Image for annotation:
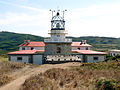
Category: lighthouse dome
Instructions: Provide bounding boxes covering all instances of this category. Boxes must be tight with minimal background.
[52,12,64,21]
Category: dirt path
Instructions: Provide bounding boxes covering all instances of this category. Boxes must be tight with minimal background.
[0,62,81,90]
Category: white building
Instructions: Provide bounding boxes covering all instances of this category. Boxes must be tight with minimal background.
[71,40,92,50]
[109,50,120,56]
[8,40,107,64]
[72,50,106,63]
[8,10,107,64]
[19,40,45,50]
[8,50,44,64]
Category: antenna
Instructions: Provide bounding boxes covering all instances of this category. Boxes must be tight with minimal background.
[63,9,67,19]
[49,9,55,18]
[57,6,60,12]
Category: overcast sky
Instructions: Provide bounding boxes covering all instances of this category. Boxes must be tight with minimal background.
[0,0,120,37]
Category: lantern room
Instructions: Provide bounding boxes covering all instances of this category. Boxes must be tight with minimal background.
[51,12,65,30]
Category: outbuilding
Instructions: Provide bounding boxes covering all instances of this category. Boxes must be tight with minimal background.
[72,50,107,63]
[8,50,44,65]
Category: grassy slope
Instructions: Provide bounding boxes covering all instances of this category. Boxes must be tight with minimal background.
[0,55,120,90]
[0,56,26,87]
[0,56,8,62]
[0,31,44,53]
[21,59,120,90]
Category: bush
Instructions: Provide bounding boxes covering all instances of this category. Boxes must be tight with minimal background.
[0,75,13,86]
[96,79,117,90]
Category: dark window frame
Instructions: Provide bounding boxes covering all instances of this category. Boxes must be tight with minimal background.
[57,35,60,37]
[17,57,22,61]
[93,57,98,60]
[86,47,88,50]
[78,47,80,50]
[31,47,34,50]
[22,47,25,50]
[57,47,61,53]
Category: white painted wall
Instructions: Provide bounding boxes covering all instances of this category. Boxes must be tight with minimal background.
[19,47,30,50]
[72,47,91,50]
[19,46,44,50]
[77,55,83,60]
[10,55,29,63]
[86,55,105,63]
[19,47,22,50]
[109,51,120,56]
[50,30,66,40]
[33,47,44,50]
[33,55,43,65]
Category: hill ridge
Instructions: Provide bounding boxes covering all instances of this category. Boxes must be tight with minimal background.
[0,31,120,53]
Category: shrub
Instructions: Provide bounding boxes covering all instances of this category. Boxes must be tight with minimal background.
[96,79,117,90]
[0,75,13,86]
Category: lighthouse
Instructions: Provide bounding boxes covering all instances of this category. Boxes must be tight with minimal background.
[44,10,72,56]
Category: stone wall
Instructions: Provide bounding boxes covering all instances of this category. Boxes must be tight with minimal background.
[44,43,72,55]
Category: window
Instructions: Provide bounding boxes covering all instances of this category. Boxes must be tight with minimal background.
[58,59,60,61]
[31,47,34,50]
[78,47,80,50]
[93,57,98,60]
[86,47,88,50]
[22,47,25,50]
[57,35,60,37]
[17,57,22,61]
[57,47,61,53]
[113,53,116,56]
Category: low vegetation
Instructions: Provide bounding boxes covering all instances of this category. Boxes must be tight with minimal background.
[0,52,120,89]
[21,59,120,90]
[0,56,8,62]
[95,79,119,90]
[0,31,44,52]
[0,60,26,87]
[0,75,13,87]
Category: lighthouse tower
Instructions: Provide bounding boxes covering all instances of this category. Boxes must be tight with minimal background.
[44,10,72,56]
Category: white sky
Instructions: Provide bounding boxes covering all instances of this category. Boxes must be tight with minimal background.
[0,0,120,38]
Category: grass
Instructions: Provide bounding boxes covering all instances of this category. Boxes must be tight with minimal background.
[0,75,13,86]
[0,56,8,62]
[92,44,120,52]
[95,79,118,90]
[0,57,26,87]
[0,54,120,89]
[21,60,120,90]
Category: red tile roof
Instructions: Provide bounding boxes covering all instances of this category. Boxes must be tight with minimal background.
[8,50,107,55]
[72,50,107,55]
[19,41,91,47]
[8,50,44,55]
[19,42,45,47]
[71,42,91,47]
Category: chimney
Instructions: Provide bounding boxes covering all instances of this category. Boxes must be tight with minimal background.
[27,40,30,44]
[80,40,87,45]
[24,40,27,43]
[24,40,30,44]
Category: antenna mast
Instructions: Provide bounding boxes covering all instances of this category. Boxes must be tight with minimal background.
[49,9,55,18]
[63,9,67,19]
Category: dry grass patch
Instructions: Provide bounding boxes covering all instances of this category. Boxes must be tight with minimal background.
[21,61,120,90]
[0,56,8,62]
[21,74,57,90]
[0,61,27,87]
[0,61,26,75]
[0,75,13,86]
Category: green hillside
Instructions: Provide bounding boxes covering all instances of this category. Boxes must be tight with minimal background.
[0,31,120,53]
[70,36,120,44]
[70,36,120,51]
[0,31,44,53]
